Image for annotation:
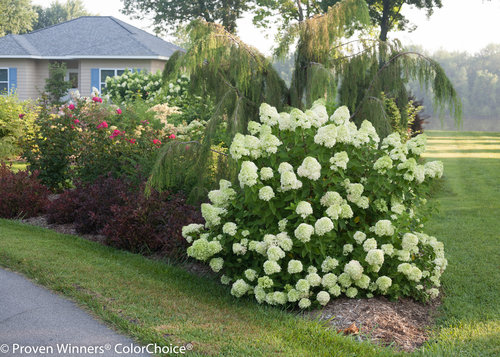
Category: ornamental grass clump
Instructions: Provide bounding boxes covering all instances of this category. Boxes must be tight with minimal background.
[182,101,447,308]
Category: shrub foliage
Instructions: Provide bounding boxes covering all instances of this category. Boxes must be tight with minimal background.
[182,102,447,308]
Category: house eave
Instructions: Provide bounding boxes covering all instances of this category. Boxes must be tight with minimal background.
[0,55,170,60]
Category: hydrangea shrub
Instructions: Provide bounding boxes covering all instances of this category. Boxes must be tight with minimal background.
[182,102,447,308]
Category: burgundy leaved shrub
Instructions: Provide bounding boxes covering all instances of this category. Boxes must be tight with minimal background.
[0,163,50,218]
[102,189,203,258]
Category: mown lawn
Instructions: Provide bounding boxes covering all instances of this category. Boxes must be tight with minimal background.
[417,131,500,356]
[0,130,498,356]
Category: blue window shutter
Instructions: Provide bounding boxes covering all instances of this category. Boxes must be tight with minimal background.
[8,68,17,93]
[90,68,99,94]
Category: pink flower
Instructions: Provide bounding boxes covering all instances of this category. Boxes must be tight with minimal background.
[116,108,122,114]
[169,134,176,139]
[19,113,25,119]
[141,120,149,125]
[73,119,80,124]
[153,139,161,145]
[92,97,102,103]
[97,121,108,129]
[71,125,75,129]
[68,104,75,110]
[109,129,122,139]
[129,139,136,144]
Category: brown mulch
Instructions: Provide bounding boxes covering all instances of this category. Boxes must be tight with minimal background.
[308,296,440,352]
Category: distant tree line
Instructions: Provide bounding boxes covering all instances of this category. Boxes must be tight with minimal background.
[409,44,500,131]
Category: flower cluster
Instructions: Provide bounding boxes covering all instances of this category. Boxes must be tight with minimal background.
[182,101,446,308]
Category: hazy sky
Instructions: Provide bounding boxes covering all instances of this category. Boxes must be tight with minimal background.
[32,0,500,55]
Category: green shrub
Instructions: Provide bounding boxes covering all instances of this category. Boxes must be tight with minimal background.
[182,102,447,309]
[0,95,37,159]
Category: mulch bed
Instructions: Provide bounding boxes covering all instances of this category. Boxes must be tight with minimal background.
[308,295,440,351]
[17,214,439,352]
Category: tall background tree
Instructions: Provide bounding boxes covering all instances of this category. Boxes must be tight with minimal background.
[0,0,38,36]
[32,0,93,31]
[120,0,251,34]
[147,0,460,202]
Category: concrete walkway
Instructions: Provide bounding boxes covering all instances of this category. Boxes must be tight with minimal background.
[0,268,150,356]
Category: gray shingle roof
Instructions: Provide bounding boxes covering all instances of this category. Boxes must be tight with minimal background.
[0,16,182,59]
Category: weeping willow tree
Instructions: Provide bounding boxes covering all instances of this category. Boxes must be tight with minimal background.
[149,0,461,202]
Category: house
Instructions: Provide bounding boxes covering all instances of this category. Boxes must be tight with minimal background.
[0,16,183,100]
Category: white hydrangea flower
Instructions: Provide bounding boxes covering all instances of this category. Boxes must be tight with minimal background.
[424,161,444,178]
[346,183,364,202]
[244,135,262,159]
[278,162,294,174]
[346,287,358,298]
[428,288,439,299]
[343,243,354,255]
[229,133,249,159]
[247,121,261,135]
[373,155,393,173]
[232,242,247,255]
[260,167,274,180]
[207,182,236,208]
[209,257,224,272]
[320,191,343,207]
[376,276,392,292]
[407,134,427,155]
[244,269,257,281]
[278,112,295,131]
[296,279,310,293]
[354,274,370,289]
[397,249,411,261]
[314,217,334,236]
[259,103,279,126]
[258,186,275,201]
[238,161,259,188]
[296,201,313,218]
[365,249,384,266]
[294,223,314,243]
[353,231,367,244]
[231,279,249,297]
[287,260,303,274]
[280,170,303,191]
[298,298,311,309]
[276,232,293,251]
[272,291,288,305]
[381,244,394,256]
[340,203,353,219]
[257,276,273,288]
[321,273,338,288]
[278,218,288,232]
[331,106,350,125]
[329,284,342,297]
[306,272,322,287]
[373,220,395,237]
[330,151,349,170]
[290,108,311,129]
[317,291,331,306]
[181,223,204,242]
[314,124,337,148]
[402,233,419,252]
[338,272,352,288]
[297,157,322,181]
[263,260,281,275]
[187,238,222,261]
[260,131,282,154]
[267,246,285,261]
[363,238,377,252]
[220,275,231,285]
[201,203,227,227]
[287,289,301,302]
[344,260,363,280]
[326,204,342,220]
[222,222,237,236]
[321,257,339,272]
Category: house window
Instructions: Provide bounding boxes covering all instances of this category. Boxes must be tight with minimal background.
[0,68,8,93]
[100,69,125,93]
